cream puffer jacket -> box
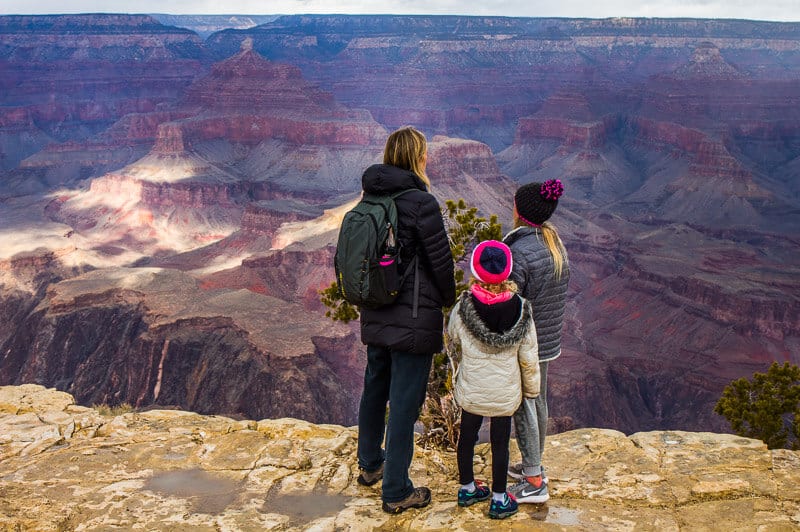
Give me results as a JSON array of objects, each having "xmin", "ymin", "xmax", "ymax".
[{"xmin": 447, "ymin": 292, "xmax": 540, "ymax": 417}]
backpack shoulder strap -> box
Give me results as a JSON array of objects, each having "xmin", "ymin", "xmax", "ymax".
[{"xmin": 388, "ymin": 188, "xmax": 421, "ymax": 318}]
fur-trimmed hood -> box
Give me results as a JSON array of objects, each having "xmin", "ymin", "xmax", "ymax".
[
  {"xmin": 457, "ymin": 291, "xmax": 532, "ymax": 348},
  {"xmin": 448, "ymin": 290, "xmax": 541, "ymax": 417}
]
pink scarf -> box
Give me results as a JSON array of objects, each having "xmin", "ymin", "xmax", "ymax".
[{"xmin": 471, "ymin": 284, "xmax": 513, "ymax": 305}]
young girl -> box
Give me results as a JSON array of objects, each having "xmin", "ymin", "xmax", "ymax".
[
  {"xmin": 448, "ymin": 240, "xmax": 540, "ymax": 520},
  {"xmin": 504, "ymin": 179, "xmax": 569, "ymax": 504}
]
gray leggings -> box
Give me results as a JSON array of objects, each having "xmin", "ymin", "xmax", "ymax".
[{"xmin": 513, "ymin": 360, "xmax": 548, "ymax": 476}]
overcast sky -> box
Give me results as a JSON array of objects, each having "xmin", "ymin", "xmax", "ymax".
[{"xmin": 1, "ymin": 1, "xmax": 798, "ymax": 22}]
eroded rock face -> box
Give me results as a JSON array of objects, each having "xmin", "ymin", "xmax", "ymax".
[
  {"xmin": 2, "ymin": 13, "xmax": 799, "ymax": 443},
  {"xmin": 1, "ymin": 385, "xmax": 798, "ymax": 531},
  {"xmin": 0, "ymin": 15, "xmax": 206, "ymax": 189},
  {"xmin": 0, "ymin": 270, "xmax": 361, "ymax": 426}
]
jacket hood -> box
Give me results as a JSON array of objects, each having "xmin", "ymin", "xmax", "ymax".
[
  {"xmin": 362, "ymin": 164, "xmax": 427, "ymax": 195},
  {"xmin": 457, "ymin": 292, "xmax": 531, "ymax": 348},
  {"xmin": 503, "ymin": 225, "xmax": 541, "ymax": 247}
]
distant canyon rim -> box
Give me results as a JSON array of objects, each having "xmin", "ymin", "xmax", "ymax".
[{"xmin": 0, "ymin": 14, "xmax": 798, "ymax": 435}]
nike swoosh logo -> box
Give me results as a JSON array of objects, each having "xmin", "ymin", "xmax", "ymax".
[{"xmin": 520, "ymin": 488, "xmax": 542, "ymax": 497}]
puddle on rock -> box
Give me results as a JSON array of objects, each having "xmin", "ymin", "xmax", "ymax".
[
  {"xmin": 143, "ymin": 468, "xmax": 242, "ymax": 514},
  {"xmin": 531, "ymin": 504, "xmax": 581, "ymax": 526},
  {"xmin": 263, "ymin": 491, "xmax": 352, "ymax": 526}
]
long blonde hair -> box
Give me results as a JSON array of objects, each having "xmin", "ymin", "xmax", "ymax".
[
  {"xmin": 383, "ymin": 126, "xmax": 430, "ymax": 189},
  {"xmin": 514, "ymin": 218, "xmax": 568, "ymax": 280},
  {"xmin": 469, "ymin": 277, "xmax": 518, "ymax": 294}
]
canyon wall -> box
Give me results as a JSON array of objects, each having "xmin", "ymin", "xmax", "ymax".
[{"xmin": 0, "ymin": 14, "xmax": 798, "ymax": 436}]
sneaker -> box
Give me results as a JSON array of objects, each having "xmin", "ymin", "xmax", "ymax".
[
  {"xmin": 357, "ymin": 462, "xmax": 384, "ymax": 486},
  {"xmin": 509, "ymin": 476, "xmax": 549, "ymax": 504},
  {"xmin": 457, "ymin": 480, "xmax": 491, "ymax": 507},
  {"xmin": 488, "ymin": 492, "xmax": 518, "ymax": 519},
  {"xmin": 508, "ymin": 463, "xmax": 548, "ymax": 484},
  {"xmin": 382, "ymin": 486, "xmax": 432, "ymax": 514}
]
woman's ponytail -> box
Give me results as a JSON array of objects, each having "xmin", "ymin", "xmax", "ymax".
[{"xmin": 541, "ymin": 221, "xmax": 568, "ymax": 280}]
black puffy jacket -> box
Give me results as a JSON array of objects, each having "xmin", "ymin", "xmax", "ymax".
[{"xmin": 358, "ymin": 164, "xmax": 456, "ymax": 354}]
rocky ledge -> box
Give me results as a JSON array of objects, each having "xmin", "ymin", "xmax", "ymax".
[{"xmin": 1, "ymin": 385, "xmax": 798, "ymax": 531}]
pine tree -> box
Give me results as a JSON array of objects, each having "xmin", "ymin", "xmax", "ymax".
[
  {"xmin": 714, "ymin": 361, "xmax": 800, "ymax": 450},
  {"xmin": 419, "ymin": 199, "xmax": 502, "ymax": 449}
]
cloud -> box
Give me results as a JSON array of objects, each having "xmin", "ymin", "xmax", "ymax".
[{"xmin": 1, "ymin": 0, "xmax": 799, "ymax": 21}]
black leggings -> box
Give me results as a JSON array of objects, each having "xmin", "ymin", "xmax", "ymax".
[{"xmin": 457, "ymin": 410, "xmax": 511, "ymax": 494}]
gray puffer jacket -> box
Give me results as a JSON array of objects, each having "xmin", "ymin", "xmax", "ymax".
[
  {"xmin": 503, "ymin": 226, "xmax": 570, "ymax": 362},
  {"xmin": 448, "ymin": 292, "xmax": 540, "ymax": 417}
]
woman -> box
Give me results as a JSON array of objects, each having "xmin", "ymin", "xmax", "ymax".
[
  {"xmin": 355, "ymin": 126, "xmax": 456, "ymax": 514},
  {"xmin": 503, "ymin": 179, "xmax": 569, "ymax": 505}
]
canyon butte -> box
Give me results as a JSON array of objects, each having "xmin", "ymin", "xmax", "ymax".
[{"xmin": 0, "ymin": 14, "xmax": 798, "ymax": 437}]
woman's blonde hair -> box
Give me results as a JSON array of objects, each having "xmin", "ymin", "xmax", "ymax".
[
  {"xmin": 383, "ymin": 126, "xmax": 430, "ymax": 189},
  {"xmin": 514, "ymin": 218, "xmax": 568, "ymax": 280},
  {"xmin": 469, "ymin": 277, "xmax": 518, "ymax": 294}
]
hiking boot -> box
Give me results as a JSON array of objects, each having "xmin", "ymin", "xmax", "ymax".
[
  {"xmin": 382, "ymin": 486, "xmax": 432, "ymax": 514},
  {"xmin": 457, "ymin": 480, "xmax": 491, "ymax": 507},
  {"xmin": 509, "ymin": 476, "xmax": 549, "ymax": 503},
  {"xmin": 508, "ymin": 463, "xmax": 548, "ymax": 484},
  {"xmin": 357, "ymin": 462, "xmax": 384, "ymax": 486},
  {"xmin": 488, "ymin": 492, "xmax": 518, "ymax": 519}
]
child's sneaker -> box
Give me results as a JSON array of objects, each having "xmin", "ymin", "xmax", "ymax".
[
  {"xmin": 457, "ymin": 480, "xmax": 491, "ymax": 507},
  {"xmin": 488, "ymin": 492, "xmax": 518, "ymax": 519},
  {"xmin": 509, "ymin": 475, "xmax": 549, "ymax": 503},
  {"xmin": 508, "ymin": 463, "xmax": 548, "ymax": 484}
]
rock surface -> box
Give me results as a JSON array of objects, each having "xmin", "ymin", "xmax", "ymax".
[{"xmin": 1, "ymin": 384, "xmax": 799, "ymax": 531}]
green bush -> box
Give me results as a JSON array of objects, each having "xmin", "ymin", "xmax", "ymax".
[{"xmin": 714, "ymin": 361, "xmax": 800, "ymax": 450}]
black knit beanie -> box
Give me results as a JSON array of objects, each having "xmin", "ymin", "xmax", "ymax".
[{"xmin": 514, "ymin": 179, "xmax": 564, "ymax": 226}]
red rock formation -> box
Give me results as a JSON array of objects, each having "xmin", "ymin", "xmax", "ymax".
[
  {"xmin": 516, "ymin": 117, "xmax": 616, "ymax": 148},
  {"xmin": 184, "ymin": 40, "xmax": 337, "ymax": 113},
  {"xmin": 158, "ymin": 115, "xmax": 386, "ymax": 147},
  {"xmin": 547, "ymin": 215, "xmax": 800, "ymax": 433},
  {"xmin": 0, "ymin": 267, "xmax": 361, "ymax": 425},
  {"xmin": 0, "ymin": 15, "xmax": 205, "ymax": 185},
  {"xmin": 672, "ymin": 42, "xmax": 747, "ymax": 80},
  {"xmin": 239, "ymin": 202, "xmax": 320, "ymax": 235},
  {"xmin": 626, "ymin": 117, "xmax": 708, "ymax": 154},
  {"xmin": 161, "ymin": 41, "xmax": 387, "ymax": 148},
  {"xmin": 3, "ymin": 14, "xmax": 800, "ymax": 437},
  {"xmin": 236, "ymin": 246, "xmax": 337, "ymax": 308},
  {"xmin": 427, "ymin": 135, "xmax": 504, "ymax": 186},
  {"xmin": 685, "ymin": 139, "xmax": 753, "ymax": 180}
]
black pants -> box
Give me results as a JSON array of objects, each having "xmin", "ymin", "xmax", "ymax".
[
  {"xmin": 357, "ymin": 345, "xmax": 433, "ymax": 503},
  {"xmin": 457, "ymin": 410, "xmax": 511, "ymax": 494}
]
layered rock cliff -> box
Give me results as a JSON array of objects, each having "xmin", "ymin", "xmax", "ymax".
[
  {"xmin": 2, "ymin": 385, "xmax": 799, "ymax": 531},
  {"xmin": 45, "ymin": 41, "xmax": 387, "ymax": 261},
  {"xmin": 1, "ymin": 13, "xmax": 798, "ymax": 441},
  {"xmin": 0, "ymin": 15, "xmax": 207, "ymax": 192},
  {"xmin": 0, "ymin": 269, "xmax": 361, "ymax": 425},
  {"xmin": 206, "ymin": 16, "xmax": 800, "ymax": 149}
]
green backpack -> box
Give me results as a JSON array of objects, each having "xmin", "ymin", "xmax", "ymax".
[{"xmin": 334, "ymin": 189, "xmax": 418, "ymax": 310}]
